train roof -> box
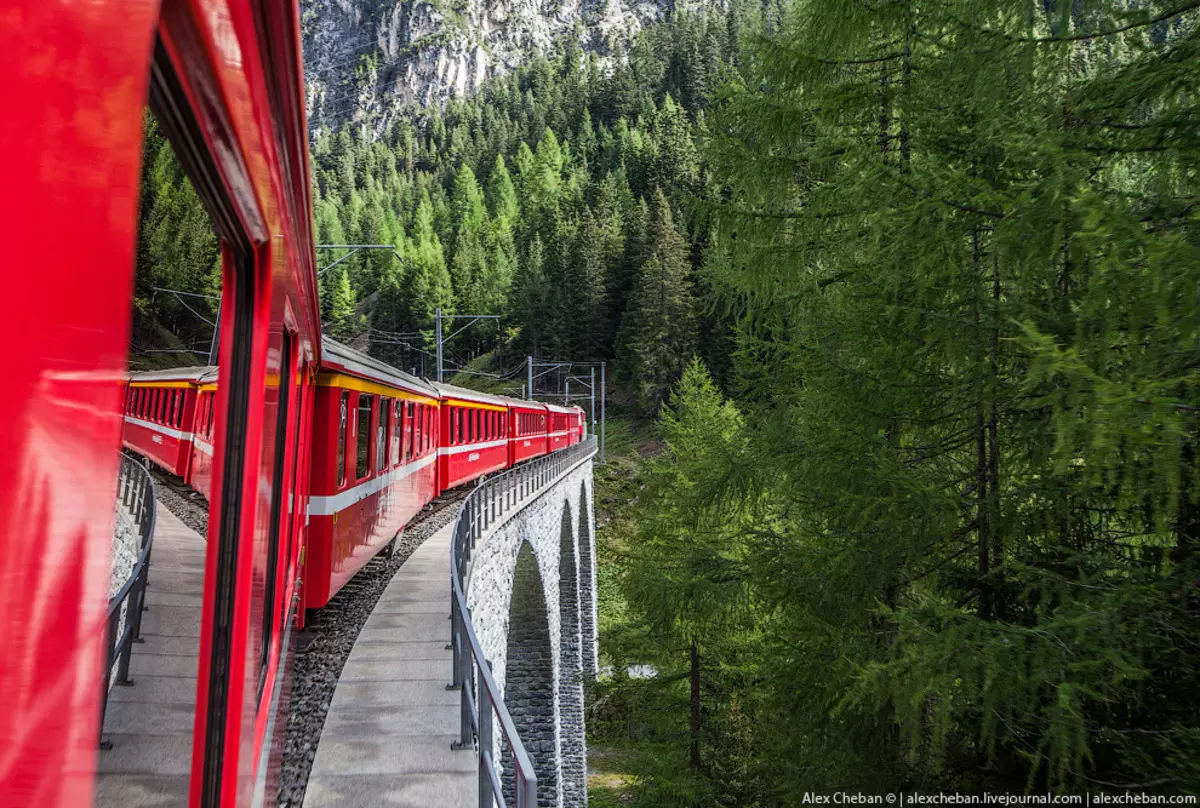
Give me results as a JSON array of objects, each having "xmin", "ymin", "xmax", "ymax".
[
  {"xmin": 128, "ymin": 365, "xmax": 217, "ymax": 384},
  {"xmin": 429, "ymin": 381, "xmax": 514, "ymax": 408},
  {"xmin": 320, "ymin": 337, "xmax": 438, "ymax": 398},
  {"xmin": 544, "ymin": 401, "xmax": 581, "ymax": 414}
]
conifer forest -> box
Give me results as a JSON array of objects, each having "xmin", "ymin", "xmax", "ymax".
[{"xmin": 132, "ymin": 0, "xmax": 1200, "ymax": 801}]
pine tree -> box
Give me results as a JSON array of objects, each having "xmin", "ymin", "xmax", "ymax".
[
  {"xmin": 329, "ymin": 267, "xmax": 359, "ymax": 342},
  {"xmin": 617, "ymin": 187, "xmax": 696, "ymax": 415}
]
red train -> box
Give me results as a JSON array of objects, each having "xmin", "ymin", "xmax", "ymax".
[
  {"xmin": 123, "ymin": 339, "xmax": 586, "ymax": 617},
  {"xmin": 3, "ymin": 0, "xmax": 588, "ymax": 803}
]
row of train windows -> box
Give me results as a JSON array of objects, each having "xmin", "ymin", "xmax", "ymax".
[
  {"xmin": 336, "ymin": 392, "xmax": 436, "ymax": 488},
  {"xmin": 448, "ymin": 407, "xmax": 505, "ymax": 446},
  {"xmin": 516, "ymin": 412, "xmax": 547, "ymax": 436},
  {"xmin": 126, "ymin": 386, "xmax": 186, "ymax": 428}
]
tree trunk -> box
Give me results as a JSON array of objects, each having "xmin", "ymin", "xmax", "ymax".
[
  {"xmin": 690, "ymin": 641, "xmax": 702, "ymax": 773},
  {"xmin": 973, "ymin": 229, "xmax": 992, "ymax": 621}
]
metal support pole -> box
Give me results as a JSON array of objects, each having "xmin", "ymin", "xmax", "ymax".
[
  {"xmin": 590, "ymin": 367, "xmax": 596, "ymax": 438},
  {"xmin": 600, "ymin": 362, "xmax": 606, "ymax": 463},
  {"xmin": 208, "ymin": 300, "xmax": 221, "ymax": 365},
  {"xmin": 478, "ymin": 675, "xmax": 494, "ymax": 807},
  {"xmin": 565, "ymin": 379, "xmax": 570, "ymax": 407},
  {"xmin": 436, "ymin": 308, "xmax": 444, "ymax": 383},
  {"xmin": 526, "ymin": 356, "xmax": 533, "ymax": 400}
]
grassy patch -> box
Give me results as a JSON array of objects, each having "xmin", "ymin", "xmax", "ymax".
[{"xmin": 588, "ymin": 745, "xmax": 637, "ymax": 806}]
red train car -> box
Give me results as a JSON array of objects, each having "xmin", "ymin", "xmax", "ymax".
[
  {"xmin": 546, "ymin": 403, "xmax": 579, "ymax": 453},
  {"xmin": 122, "ymin": 367, "xmax": 209, "ymax": 478},
  {"xmin": 567, "ymin": 405, "xmax": 586, "ymax": 445},
  {"xmin": 433, "ymin": 382, "xmax": 512, "ymax": 490},
  {"xmin": 3, "ymin": 0, "xmax": 322, "ymax": 805},
  {"xmin": 303, "ymin": 338, "xmax": 441, "ymax": 611},
  {"xmin": 508, "ymin": 399, "xmax": 550, "ymax": 465}
]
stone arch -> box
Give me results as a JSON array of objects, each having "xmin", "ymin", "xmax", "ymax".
[
  {"xmin": 578, "ymin": 481, "xmax": 597, "ymax": 678},
  {"xmin": 503, "ymin": 541, "xmax": 558, "ymax": 807},
  {"xmin": 557, "ymin": 503, "xmax": 587, "ymax": 806}
]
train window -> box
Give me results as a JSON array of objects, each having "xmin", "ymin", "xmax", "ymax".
[
  {"xmin": 356, "ymin": 394, "xmax": 372, "ymax": 480},
  {"xmin": 426, "ymin": 406, "xmax": 433, "ymax": 451},
  {"xmin": 337, "ymin": 392, "xmax": 349, "ymax": 488},
  {"xmin": 454, "ymin": 408, "xmax": 461, "ymax": 445},
  {"xmin": 376, "ymin": 397, "xmax": 387, "ymax": 473},
  {"xmin": 391, "ymin": 400, "xmax": 401, "ymax": 466},
  {"xmin": 411, "ymin": 403, "xmax": 420, "ymax": 458},
  {"xmin": 403, "ymin": 402, "xmax": 412, "ymax": 462}
]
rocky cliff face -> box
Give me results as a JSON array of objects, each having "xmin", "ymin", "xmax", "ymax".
[{"xmin": 301, "ymin": 0, "xmax": 676, "ymax": 137}]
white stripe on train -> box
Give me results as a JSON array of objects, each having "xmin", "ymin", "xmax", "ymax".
[
  {"xmin": 307, "ymin": 454, "xmax": 437, "ymax": 517},
  {"xmin": 123, "ymin": 415, "xmax": 193, "ymax": 442}
]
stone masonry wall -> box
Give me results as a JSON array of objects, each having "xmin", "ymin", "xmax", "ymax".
[{"xmin": 466, "ymin": 458, "xmax": 596, "ymax": 808}]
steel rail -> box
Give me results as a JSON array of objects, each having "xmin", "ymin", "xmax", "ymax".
[{"xmin": 448, "ymin": 436, "xmax": 598, "ymax": 807}]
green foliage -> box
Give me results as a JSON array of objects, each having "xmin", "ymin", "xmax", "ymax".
[
  {"xmin": 295, "ymin": 7, "xmax": 747, "ymax": 380},
  {"xmin": 130, "ymin": 114, "xmax": 221, "ymax": 368},
  {"xmin": 667, "ymin": 0, "xmax": 1200, "ymax": 796}
]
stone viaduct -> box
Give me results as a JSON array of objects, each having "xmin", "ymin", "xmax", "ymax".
[{"xmin": 461, "ymin": 441, "xmax": 598, "ymax": 808}]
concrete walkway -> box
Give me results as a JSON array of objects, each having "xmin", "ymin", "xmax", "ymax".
[
  {"xmin": 304, "ymin": 523, "xmax": 475, "ymax": 807},
  {"xmin": 94, "ymin": 506, "xmax": 205, "ymax": 808}
]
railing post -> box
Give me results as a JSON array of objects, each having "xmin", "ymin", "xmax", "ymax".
[
  {"xmin": 449, "ymin": 589, "xmax": 463, "ymax": 686},
  {"xmin": 478, "ymin": 664, "xmax": 494, "ymax": 808},
  {"xmin": 98, "ymin": 605, "xmax": 120, "ymax": 750},
  {"xmin": 456, "ymin": 617, "xmax": 474, "ymax": 749},
  {"xmin": 517, "ymin": 767, "xmax": 538, "ymax": 808}
]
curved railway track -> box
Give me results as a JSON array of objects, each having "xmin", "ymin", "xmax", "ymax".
[{"xmin": 145, "ymin": 461, "xmax": 471, "ymax": 806}]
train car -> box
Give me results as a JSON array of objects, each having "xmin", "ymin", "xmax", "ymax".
[
  {"xmin": 546, "ymin": 402, "xmax": 579, "ymax": 453},
  {"xmin": 567, "ymin": 405, "xmax": 587, "ymax": 445},
  {"xmin": 303, "ymin": 338, "xmax": 441, "ymax": 612},
  {"xmin": 509, "ymin": 399, "xmax": 550, "ymax": 466},
  {"xmin": 3, "ymin": 0, "xmax": 322, "ymax": 804},
  {"xmin": 122, "ymin": 367, "xmax": 211, "ymax": 479},
  {"xmin": 188, "ymin": 369, "xmax": 220, "ymax": 500},
  {"xmin": 433, "ymin": 382, "xmax": 512, "ymax": 490}
]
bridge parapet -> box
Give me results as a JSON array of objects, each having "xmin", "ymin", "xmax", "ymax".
[{"xmin": 450, "ymin": 437, "xmax": 598, "ymax": 808}]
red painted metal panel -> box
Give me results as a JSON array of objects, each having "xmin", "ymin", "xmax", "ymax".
[{"xmin": 0, "ymin": 0, "xmax": 161, "ymax": 803}]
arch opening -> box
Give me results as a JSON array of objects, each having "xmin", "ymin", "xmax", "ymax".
[{"xmin": 503, "ymin": 542, "xmax": 558, "ymax": 807}]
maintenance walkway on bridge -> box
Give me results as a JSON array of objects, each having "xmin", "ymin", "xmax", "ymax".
[
  {"xmin": 94, "ymin": 506, "xmax": 205, "ymax": 808},
  {"xmin": 303, "ymin": 522, "xmax": 474, "ymax": 807}
]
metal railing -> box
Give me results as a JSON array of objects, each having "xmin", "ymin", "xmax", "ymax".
[
  {"xmin": 449, "ymin": 437, "xmax": 598, "ymax": 808},
  {"xmin": 99, "ymin": 451, "xmax": 157, "ymax": 749}
]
